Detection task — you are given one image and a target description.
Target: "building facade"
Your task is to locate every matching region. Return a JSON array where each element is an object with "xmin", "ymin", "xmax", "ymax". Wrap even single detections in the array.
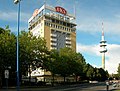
[
  {"xmin": 28, "ymin": 4, "xmax": 76, "ymax": 51},
  {"xmin": 27, "ymin": 4, "xmax": 77, "ymax": 83}
]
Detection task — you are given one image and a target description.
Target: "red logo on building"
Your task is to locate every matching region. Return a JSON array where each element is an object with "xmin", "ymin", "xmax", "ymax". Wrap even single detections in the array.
[
  {"xmin": 55, "ymin": 6, "xmax": 67, "ymax": 15},
  {"xmin": 33, "ymin": 9, "xmax": 39, "ymax": 17}
]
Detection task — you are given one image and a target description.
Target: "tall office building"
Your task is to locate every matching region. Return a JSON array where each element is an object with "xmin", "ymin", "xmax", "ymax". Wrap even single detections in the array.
[
  {"xmin": 28, "ymin": 4, "xmax": 76, "ymax": 51},
  {"xmin": 28, "ymin": 4, "xmax": 76, "ymax": 82}
]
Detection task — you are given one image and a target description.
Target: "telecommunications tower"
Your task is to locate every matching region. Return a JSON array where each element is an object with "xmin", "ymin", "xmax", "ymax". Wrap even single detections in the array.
[{"xmin": 100, "ymin": 23, "xmax": 107, "ymax": 70}]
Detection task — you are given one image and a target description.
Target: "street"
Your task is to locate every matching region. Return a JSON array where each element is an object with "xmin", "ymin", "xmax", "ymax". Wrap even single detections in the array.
[{"xmin": 0, "ymin": 82, "xmax": 115, "ymax": 91}]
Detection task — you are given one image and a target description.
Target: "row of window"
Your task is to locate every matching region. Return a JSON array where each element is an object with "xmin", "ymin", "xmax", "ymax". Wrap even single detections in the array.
[
  {"xmin": 29, "ymin": 20, "xmax": 72, "ymax": 32},
  {"xmin": 29, "ymin": 22, "xmax": 43, "ymax": 30},
  {"xmin": 45, "ymin": 12, "xmax": 70, "ymax": 22},
  {"xmin": 28, "ymin": 16, "xmax": 44, "ymax": 30},
  {"xmin": 51, "ymin": 37, "xmax": 71, "ymax": 41},
  {"xmin": 29, "ymin": 9, "xmax": 44, "ymax": 25},
  {"xmin": 50, "ymin": 45, "xmax": 71, "ymax": 50},
  {"xmin": 45, "ymin": 21, "xmax": 72, "ymax": 32},
  {"xmin": 29, "ymin": 16, "xmax": 76, "ymax": 33},
  {"xmin": 51, "ymin": 33, "xmax": 67, "ymax": 38},
  {"xmin": 45, "ymin": 16, "xmax": 76, "ymax": 28},
  {"xmin": 51, "ymin": 42, "xmax": 71, "ymax": 45},
  {"xmin": 45, "ymin": 16, "xmax": 71, "ymax": 26},
  {"xmin": 51, "ymin": 29, "xmax": 71, "ymax": 35}
]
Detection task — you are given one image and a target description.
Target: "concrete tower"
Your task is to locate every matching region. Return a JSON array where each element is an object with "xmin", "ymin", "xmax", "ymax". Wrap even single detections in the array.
[{"xmin": 100, "ymin": 23, "xmax": 107, "ymax": 70}]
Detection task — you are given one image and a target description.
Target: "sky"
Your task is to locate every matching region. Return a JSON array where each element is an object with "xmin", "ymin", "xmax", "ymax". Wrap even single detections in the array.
[{"xmin": 0, "ymin": 0, "xmax": 120, "ymax": 74}]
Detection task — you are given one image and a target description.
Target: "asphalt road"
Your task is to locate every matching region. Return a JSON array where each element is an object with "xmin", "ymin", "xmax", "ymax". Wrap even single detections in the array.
[{"xmin": 0, "ymin": 82, "xmax": 115, "ymax": 91}]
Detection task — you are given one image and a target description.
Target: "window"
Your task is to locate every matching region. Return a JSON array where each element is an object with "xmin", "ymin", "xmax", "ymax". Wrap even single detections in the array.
[
  {"xmin": 52, "ymin": 19, "xmax": 55, "ymax": 23},
  {"xmin": 56, "ymin": 20, "xmax": 59, "ymax": 24},
  {"xmin": 53, "ymin": 24, "xmax": 55, "ymax": 28}
]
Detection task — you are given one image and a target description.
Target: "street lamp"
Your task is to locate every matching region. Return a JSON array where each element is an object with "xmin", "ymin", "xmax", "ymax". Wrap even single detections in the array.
[{"xmin": 14, "ymin": 0, "xmax": 21, "ymax": 91}]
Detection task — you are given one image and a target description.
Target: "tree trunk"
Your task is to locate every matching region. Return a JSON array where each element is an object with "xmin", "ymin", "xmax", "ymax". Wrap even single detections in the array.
[
  {"xmin": 52, "ymin": 74, "xmax": 54, "ymax": 86},
  {"xmin": 75, "ymin": 75, "xmax": 77, "ymax": 82},
  {"xmin": 28, "ymin": 64, "xmax": 31, "ymax": 86},
  {"xmin": 0, "ymin": 71, "xmax": 2, "ymax": 88},
  {"xmin": 64, "ymin": 76, "xmax": 66, "ymax": 84}
]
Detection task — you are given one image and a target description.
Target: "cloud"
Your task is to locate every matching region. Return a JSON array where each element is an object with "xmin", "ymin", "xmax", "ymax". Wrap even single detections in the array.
[
  {"xmin": 77, "ymin": 43, "xmax": 120, "ymax": 74},
  {"xmin": 9, "ymin": 26, "xmax": 28, "ymax": 34},
  {"xmin": 77, "ymin": 20, "xmax": 120, "ymax": 37},
  {"xmin": 0, "ymin": 11, "xmax": 17, "ymax": 21},
  {"xmin": 0, "ymin": 11, "xmax": 31, "ymax": 23},
  {"xmin": 115, "ymin": 14, "xmax": 120, "ymax": 18},
  {"xmin": 106, "ymin": 44, "xmax": 120, "ymax": 74},
  {"xmin": 76, "ymin": 11, "xmax": 120, "ymax": 36},
  {"xmin": 76, "ymin": 17, "xmax": 101, "ymax": 33},
  {"xmin": 77, "ymin": 43, "xmax": 100, "ymax": 56},
  {"xmin": 105, "ymin": 22, "xmax": 120, "ymax": 35}
]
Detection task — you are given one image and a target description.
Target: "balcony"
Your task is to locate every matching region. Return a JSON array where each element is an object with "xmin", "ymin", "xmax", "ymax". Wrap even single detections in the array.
[
  {"xmin": 51, "ymin": 38, "xmax": 57, "ymax": 42},
  {"xmin": 66, "ymin": 45, "xmax": 71, "ymax": 48},
  {"xmin": 71, "ymin": 27, "xmax": 76, "ymax": 32},
  {"xmin": 100, "ymin": 48, "xmax": 107, "ymax": 53},
  {"xmin": 66, "ymin": 41, "xmax": 71, "ymax": 45},
  {"xmin": 50, "ymin": 47, "xmax": 57, "ymax": 50},
  {"xmin": 51, "ymin": 43, "xmax": 57, "ymax": 46},
  {"xmin": 50, "ymin": 33, "xmax": 57, "ymax": 37},
  {"xmin": 100, "ymin": 43, "xmax": 107, "ymax": 47},
  {"xmin": 66, "ymin": 37, "xmax": 71, "ymax": 41}
]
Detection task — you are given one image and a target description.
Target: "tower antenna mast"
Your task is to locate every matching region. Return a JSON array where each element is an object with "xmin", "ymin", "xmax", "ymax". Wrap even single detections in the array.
[{"xmin": 100, "ymin": 22, "xmax": 107, "ymax": 70}]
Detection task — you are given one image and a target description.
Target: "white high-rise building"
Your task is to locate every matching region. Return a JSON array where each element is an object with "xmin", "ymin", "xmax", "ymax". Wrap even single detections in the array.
[
  {"xmin": 28, "ymin": 4, "xmax": 77, "ymax": 82},
  {"xmin": 28, "ymin": 4, "xmax": 76, "ymax": 51}
]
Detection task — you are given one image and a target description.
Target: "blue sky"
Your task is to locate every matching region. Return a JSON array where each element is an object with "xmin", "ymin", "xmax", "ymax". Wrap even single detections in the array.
[{"xmin": 0, "ymin": 0, "xmax": 120, "ymax": 74}]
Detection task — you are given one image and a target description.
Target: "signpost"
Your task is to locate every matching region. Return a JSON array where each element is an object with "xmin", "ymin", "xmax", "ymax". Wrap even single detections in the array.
[
  {"xmin": 5, "ymin": 70, "xmax": 9, "ymax": 79},
  {"xmin": 5, "ymin": 70, "xmax": 9, "ymax": 90}
]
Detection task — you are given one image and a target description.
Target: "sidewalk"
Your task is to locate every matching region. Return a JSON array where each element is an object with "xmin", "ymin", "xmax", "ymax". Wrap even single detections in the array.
[{"xmin": 111, "ymin": 85, "xmax": 120, "ymax": 91}]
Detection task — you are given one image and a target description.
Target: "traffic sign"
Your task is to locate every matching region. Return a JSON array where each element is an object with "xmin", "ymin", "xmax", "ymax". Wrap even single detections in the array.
[{"xmin": 5, "ymin": 70, "xmax": 9, "ymax": 78}]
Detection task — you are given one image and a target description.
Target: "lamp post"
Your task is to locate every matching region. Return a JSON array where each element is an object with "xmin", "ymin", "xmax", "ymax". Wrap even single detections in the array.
[{"xmin": 14, "ymin": 0, "xmax": 21, "ymax": 91}]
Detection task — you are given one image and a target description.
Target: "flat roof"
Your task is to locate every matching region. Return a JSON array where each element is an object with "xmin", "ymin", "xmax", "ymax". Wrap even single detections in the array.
[{"xmin": 28, "ymin": 4, "xmax": 76, "ymax": 23}]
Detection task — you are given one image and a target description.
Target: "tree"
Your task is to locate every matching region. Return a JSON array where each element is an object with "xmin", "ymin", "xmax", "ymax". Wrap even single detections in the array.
[
  {"xmin": 48, "ymin": 47, "xmax": 87, "ymax": 83},
  {"xmin": 53, "ymin": 47, "xmax": 84, "ymax": 83},
  {"xmin": 97, "ymin": 68, "xmax": 108, "ymax": 81},
  {"xmin": 19, "ymin": 31, "xmax": 48, "ymax": 83},
  {"xmin": 74, "ymin": 53, "xmax": 86, "ymax": 81},
  {"xmin": 58, "ymin": 48, "xmax": 74, "ymax": 83},
  {"xmin": 117, "ymin": 63, "xmax": 120, "ymax": 77},
  {"xmin": 0, "ymin": 27, "xmax": 16, "ymax": 87},
  {"xmin": 47, "ymin": 49, "xmax": 60, "ymax": 86},
  {"xmin": 86, "ymin": 64, "xmax": 94, "ymax": 80}
]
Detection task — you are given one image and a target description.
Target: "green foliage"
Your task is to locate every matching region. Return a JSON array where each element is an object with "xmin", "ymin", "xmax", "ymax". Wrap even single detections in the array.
[
  {"xmin": 58, "ymin": 47, "xmax": 76, "ymax": 77},
  {"xmin": 0, "ymin": 27, "xmax": 16, "ymax": 87},
  {"xmin": 82, "ymin": 63, "xmax": 108, "ymax": 81},
  {"xmin": 117, "ymin": 63, "xmax": 120, "ymax": 77},
  {"xmin": 19, "ymin": 31, "xmax": 48, "ymax": 76},
  {"xmin": 0, "ymin": 27, "xmax": 16, "ymax": 70},
  {"xmin": 86, "ymin": 64, "xmax": 94, "ymax": 80},
  {"xmin": 0, "ymin": 26, "xmax": 110, "ymax": 87},
  {"xmin": 47, "ymin": 47, "xmax": 109, "ymax": 82},
  {"xmin": 0, "ymin": 27, "xmax": 48, "ymax": 86},
  {"xmin": 47, "ymin": 47, "xmax": 87, "ymax": 83}
]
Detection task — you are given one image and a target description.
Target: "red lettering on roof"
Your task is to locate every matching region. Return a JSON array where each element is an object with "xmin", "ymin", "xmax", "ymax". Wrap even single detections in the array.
[{"xmin": 55, "ymin": 6, "xmax": 67, "ymax": 15}]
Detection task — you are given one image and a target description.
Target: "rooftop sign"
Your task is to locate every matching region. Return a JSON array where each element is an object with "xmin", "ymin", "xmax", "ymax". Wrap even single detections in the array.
[
  {"xmin": 55, "ymin": 6, "xmax": 67, "ymax": 15},
  {"xmin": 33, "ymin": 9, "xmax": 39, "ymax": 17}
]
